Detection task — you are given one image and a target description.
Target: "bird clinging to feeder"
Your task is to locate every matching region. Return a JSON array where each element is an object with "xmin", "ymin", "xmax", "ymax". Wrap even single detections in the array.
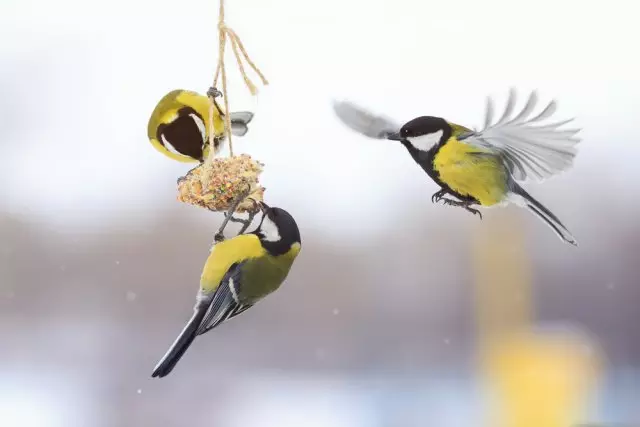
[
  {"xmin": 151, "ymin": 199, "xmax": 302, "ymax": 378},
  {"xmin": 147, "ymin": 88, "xmax": 254, "ymax": 163},
  {"xmin": 149, "ymin": 0, "xmax": 306, "ymax": 380},
  {"xmin": 145, "ymin": 0, "xmax": 270, "ymax": 223}
]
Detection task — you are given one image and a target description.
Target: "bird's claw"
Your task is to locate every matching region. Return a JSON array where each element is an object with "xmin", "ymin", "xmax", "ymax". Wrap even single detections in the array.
[
  {"xmin": 466, "ymin": 207, "xmax": 483, "ymax": 220},
  {"xmin": 238, "ymin": 202, "xmax": 259, "ymax": 235},
  {"xmin": 223, "ymin": 200, "xmax": 258, "ymax": 235},
  {"xmin": 431, "ymin": 189, "xmax": 447, "ymax": 203},
  {"xmin": 213, "ymin": 183, "xmax": 253, "ymax": 244},
  {"xmin": 439, "ymin": 197, "xmax": 483, "ymax": 220},
  {"xmin": 223, "ymin": 212, "xmax": 249, "ymax": 225},
  {"xmin": 207, "ymin": 87, "xmax": 222, "ymax": 98}
]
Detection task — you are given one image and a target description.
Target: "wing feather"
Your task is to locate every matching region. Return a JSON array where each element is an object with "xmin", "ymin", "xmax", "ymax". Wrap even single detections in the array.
[
  {"xmin": 484, "ymin": 96, "xmax": 494, "ymax": 130},
  {"xmin": 529, "ymin": 99, "xmax": 557, "ymax": 122},
  {"xmin": 196, "ymin": 262, "xmax": 254, "ymax": 336},
  {"xmin": 495, "ymin": 88, "xmax": 517, "ymax": 126},
  {"xmin": 332, "ymin": 100, "xmax": 401, "ymax": 139},
  {"xmin": 460, "ymin": 89, "xmax": 582, "ymax": 182},
  {"xmin": 507, "ymin": 90, "xmax": 537, "ymax": 124}
]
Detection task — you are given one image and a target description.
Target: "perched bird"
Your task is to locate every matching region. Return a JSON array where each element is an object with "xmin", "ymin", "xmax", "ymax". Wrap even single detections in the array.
[
  {"xmin": 333, "ymin": 89, "xmax": 581, "ymax": 246},
  {"xmin": 147, "ymin": 89, "xmax": 254, "ymax": 163},
  {"xmin": 151, "ymin": 202, "xmax": 302, "ymax": 378}
]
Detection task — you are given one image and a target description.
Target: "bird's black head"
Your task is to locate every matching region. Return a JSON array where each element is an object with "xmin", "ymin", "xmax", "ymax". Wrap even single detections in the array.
[
  {"xmin": 157, "ymin": 107, "xmax": 207, "ymax": 161},
  {"xmin": 253, "ymin": 202, "xmax": 301, "ymax": 256},
  {"xmin": 387, "ymin": 116, "xmax": 451, "ymax": 152}
]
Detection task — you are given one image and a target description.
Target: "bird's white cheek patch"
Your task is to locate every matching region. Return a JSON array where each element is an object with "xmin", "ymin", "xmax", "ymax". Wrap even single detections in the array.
[
  {"xmin": 190, "ymin": 114, "xmax": 207, "ymax": 142},
  {"xmin": 261, "ymin": 217, "xmax": 281, "ymax": 242},
  {"xmin": 407, "ymin": 130, "xmax": 443, "ymax": 152},
  {"xmin": 161, "ymin": 134, "xmax": 184, "ymax": 156}
]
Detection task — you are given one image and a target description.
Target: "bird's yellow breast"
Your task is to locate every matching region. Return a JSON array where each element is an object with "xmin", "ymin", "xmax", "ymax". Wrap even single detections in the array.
[
  {"xmin": 200, "ymin": 234, "xmax": 265, "ymax": 292},
  {"xmin": 433, "ymin": 137, "xmax": 508, "ymax": 206}
]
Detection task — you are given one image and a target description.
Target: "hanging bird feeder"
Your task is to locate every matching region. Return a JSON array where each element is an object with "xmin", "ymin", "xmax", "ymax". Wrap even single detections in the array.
[
  {"xmin": 176, "ymin": 0, "xmax": 268, "ymax": 216},
  {"xmin": 177, "ymin": 153, "xmax": 265, "ymax": 214}
]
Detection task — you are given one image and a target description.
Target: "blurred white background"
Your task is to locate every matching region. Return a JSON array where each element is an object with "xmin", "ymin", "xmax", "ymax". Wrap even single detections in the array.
[{"xmin": 1, "ymin": 0, "xmax": 639, "ymax": 426}]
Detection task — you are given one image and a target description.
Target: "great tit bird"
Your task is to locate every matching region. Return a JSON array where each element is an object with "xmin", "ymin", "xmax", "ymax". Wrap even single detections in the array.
[
  {"xmin": 151, "ymin": 202, "xmax": 301, "ymax": 378},
  {"xmin": 333, "ymin": 90, "xmax": 581, "ymax": 246},
  {"xmin": 147, "ymin": 89, "xmax": 254, "ymax": 163}
]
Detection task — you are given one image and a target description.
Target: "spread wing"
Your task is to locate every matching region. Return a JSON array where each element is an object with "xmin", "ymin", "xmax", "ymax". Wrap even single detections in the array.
[
  {"xmin": 332, "ymin": 100, "xmax": 401, "ymax": 139},
  {"xmin": 458, "ymin": 89, "xmax": 582, "ymax": 182},
  {"xmin": 196, "ymin": 262, "xmax": 254, "ymax": 336}
]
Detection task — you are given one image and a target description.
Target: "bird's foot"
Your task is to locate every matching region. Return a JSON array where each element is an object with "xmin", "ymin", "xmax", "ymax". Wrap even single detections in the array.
[
  {"xmin": 222, "ymin": 198, "xmax": 259, "ymax": 235},
  {"xmin": 439, "ymin": 197, "xmax": 483, "ymax": 220},
  {"xmin": 213, "ymin": 183, "xmax": 253, "ymax": 243},
  {"xmin": 431, "ymin": 189, "xmax": 448, "ymax": 203},
  {"xmin": 207, "ymin": 87, "xmax": 222, "ymax": 99},
  {"xmin": 238, "ymin": 198, "xmax": 259, "ymax": 235}
]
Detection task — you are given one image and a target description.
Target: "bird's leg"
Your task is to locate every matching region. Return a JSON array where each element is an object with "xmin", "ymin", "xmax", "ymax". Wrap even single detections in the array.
[
  {"xmin": 439, "ymin": 197, "xmax": 483, "ymax": 220},
  {"xmin": 237, "ymin": 199, "xmax": 259, "ymax": 235},
  {"xmin": 222, "ymin": 198, "xmax": 259, "ymax": 235},
  {"xmin": 213, "ymin": 185, "xmax": 252, "ymax": 243},
  {"xmin": 222, "ymin": 214, "xmax": 248, "ymax": 225},
  {"xmin": 431, "ymin": 188, "xmax": 448, "ymax": 203}
]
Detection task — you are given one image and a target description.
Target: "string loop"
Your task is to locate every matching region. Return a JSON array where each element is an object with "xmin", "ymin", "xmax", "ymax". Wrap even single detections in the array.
[{"xmin": 205, "ymin": 0, "xmax": 269, "ymax": 163}]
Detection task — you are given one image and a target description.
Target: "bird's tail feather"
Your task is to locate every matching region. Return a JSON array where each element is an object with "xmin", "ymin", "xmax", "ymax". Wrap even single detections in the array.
[
  {"xmin": 230, "ymin": 112, "xmax": 254, "ymax": 137},
  {"xmin": 510, "ymin": 184, "xmax": 578, "ymax": 246},
  {"xmin": 151, "ymin": 305, "xmax": 208, "ymax": 378}
]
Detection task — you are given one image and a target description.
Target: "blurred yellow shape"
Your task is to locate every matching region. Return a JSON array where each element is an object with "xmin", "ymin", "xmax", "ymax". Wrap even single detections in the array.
[
  {"xmin": 486, "ymin": 331, "xmax": 601, "ymax": 427},
  {"xmin": 472, "ymin": 212, "xmax": 532, "ymax": 342},
  {"xmin": 472, "ymin": 211, "xmax": 602, "ymax": 427}
]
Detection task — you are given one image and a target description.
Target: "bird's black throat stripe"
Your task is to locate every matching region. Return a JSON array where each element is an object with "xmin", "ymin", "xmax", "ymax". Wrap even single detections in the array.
[{"xmin": 157, "ymin": 107, "xmax": 206, "ymax": 161}]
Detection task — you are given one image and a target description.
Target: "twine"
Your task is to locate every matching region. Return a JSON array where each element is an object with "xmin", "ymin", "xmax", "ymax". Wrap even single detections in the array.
[{"xmin": 205, "ymin": 0, "xmax": 269, "ymax": 164}]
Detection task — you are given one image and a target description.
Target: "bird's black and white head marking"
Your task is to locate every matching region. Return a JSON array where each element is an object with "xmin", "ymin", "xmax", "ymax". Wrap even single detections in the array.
[
  {"xmin": 254, "ymin": 204, "xmax": 301, "ymax": 256},
  {"xmin": 259, "ymin": 211, "xmax": 282, "ymax": 243},
  {"xmin": 399, "ymin": 116, "xmax": 451, "ymax": 152},
  {"xmin": 157, "ymin": 107, "xmax": 207, "ymax": 160}
]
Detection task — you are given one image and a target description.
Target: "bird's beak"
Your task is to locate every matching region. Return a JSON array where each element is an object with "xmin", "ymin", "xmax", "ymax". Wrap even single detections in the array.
[
  {"xmin": 258, "ymin": 201, "xmax": 270, "ymax": 213},
  {"xmin": 386, "ymin": 132, "xmax": 403, "ymax": 141}
]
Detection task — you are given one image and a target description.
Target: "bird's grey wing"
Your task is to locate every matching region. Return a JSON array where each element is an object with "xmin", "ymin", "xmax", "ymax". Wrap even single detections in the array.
[
  {"xmin": 151, "ymin": 261, "xmax": 254, "ymax": 377},
  {"xmin": 332, "ymin": 100, "xmax": 401, "ymax": 139},
  {"xmin": 230, "ymin": 111, "xmax": 254, "ymax": 137},
  {"xmin": 458, "ymin": 89, "xmax": 582, "ymax": 182},
  {"xmin": 195, "ymin": 262, "xmax": 254, "ymax": 336}
]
